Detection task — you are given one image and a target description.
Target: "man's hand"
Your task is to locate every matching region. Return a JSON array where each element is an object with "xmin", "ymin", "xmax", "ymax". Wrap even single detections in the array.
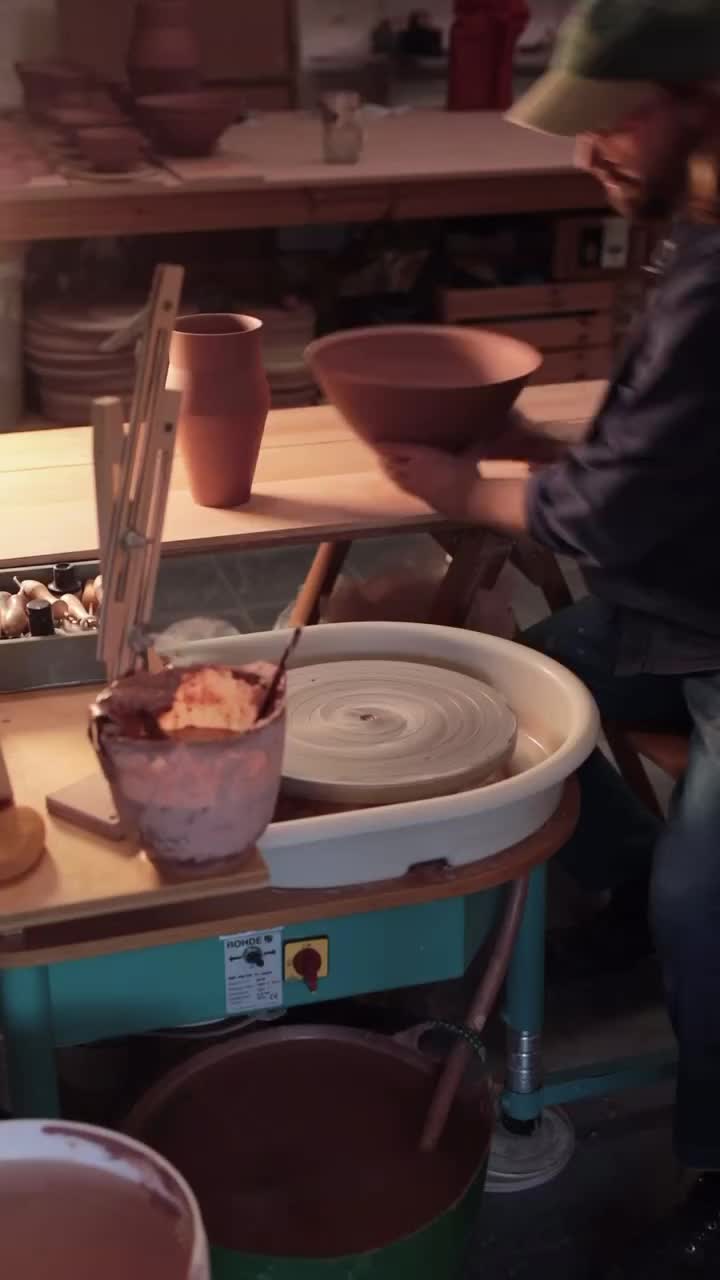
[
  {"xmin": 379, "ymin": 443, "xmax": 530, "ymax": 535},
  {"xmin": 477, "ymin": 414, "xmax": 567, "ymax": 466},
  {"xmin": 379, "ymin": 443, "xmax": 481, "ymax": 521}
]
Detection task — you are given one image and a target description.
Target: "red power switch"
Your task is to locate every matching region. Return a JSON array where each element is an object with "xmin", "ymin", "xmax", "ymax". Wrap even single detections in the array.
[{"xmin": 292, "ymin": 947, "xmax": 322, "ymax": 992}]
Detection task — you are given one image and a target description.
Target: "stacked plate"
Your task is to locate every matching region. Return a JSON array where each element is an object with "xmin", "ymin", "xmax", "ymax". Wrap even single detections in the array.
[
  {"xmin": 255, "ymin": 302, "xmax": 318, "ymax": 409},
  {"xmin": 25, "ymin": 301, "xmax": 141, "ymax": 423}
]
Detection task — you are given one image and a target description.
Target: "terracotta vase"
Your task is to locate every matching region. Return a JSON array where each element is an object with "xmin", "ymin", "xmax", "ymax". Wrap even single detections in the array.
[
  {"xmin": 168, "ymin": 314, "xmax": 270, "ymax": 508},
  {"xmin": 127, "ymin": 0, "xmax": 201, "ymax": 98}
]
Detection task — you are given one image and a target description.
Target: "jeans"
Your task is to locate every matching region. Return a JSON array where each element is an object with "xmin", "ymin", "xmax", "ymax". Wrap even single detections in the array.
[{"xmin": 525, "ymin": 598, "xmax": 720, "ymax": 1169}]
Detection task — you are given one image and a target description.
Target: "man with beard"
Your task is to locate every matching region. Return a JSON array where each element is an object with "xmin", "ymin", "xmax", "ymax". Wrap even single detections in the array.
[{"xmin": 380, "ymin": 2, "xmax": 720, "ymax": 1274}]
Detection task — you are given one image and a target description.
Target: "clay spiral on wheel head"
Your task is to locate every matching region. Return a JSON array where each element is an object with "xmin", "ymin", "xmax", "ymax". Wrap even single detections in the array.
[{"xmin": 283, "ymin": 659, "xmax": 518, "ymax": 806}]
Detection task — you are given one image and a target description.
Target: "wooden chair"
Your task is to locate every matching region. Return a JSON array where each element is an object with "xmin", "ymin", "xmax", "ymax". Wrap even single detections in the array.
[{"xmin": 603, "ymin": 725, "xmax": 690, "ymax": 817}]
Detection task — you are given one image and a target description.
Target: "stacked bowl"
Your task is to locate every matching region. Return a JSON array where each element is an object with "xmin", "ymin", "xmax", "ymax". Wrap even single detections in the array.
[
  {"xmin": 25, "ymin": 301, "xmax": 141, "ymax": 424},
  {"xmin": 135, "ymin": 89, "xmax": 243, "ymax": 157},
  {"xmin": 256, "ymin": 302, "xmax": 318, "ymax": 409},
  {"xmin": 15, "ymin": 59, "xmax": 97, "ymax": 122}
]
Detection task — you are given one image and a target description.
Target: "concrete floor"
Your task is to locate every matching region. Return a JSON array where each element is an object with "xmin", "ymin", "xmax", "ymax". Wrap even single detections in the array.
[
  {"xmin": 152, "ymin": 538, "xmax": 679, "ymax": 1279},
  {"xmin": 474, "ymin": 1087, "xmax": 680, "ymax": 1279}
]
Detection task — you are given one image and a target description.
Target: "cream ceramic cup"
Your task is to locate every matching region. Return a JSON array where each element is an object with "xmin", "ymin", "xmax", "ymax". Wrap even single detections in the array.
[{"xmin": 0, "ymin": 1119, "xmax": 209, "ymax": 1280}]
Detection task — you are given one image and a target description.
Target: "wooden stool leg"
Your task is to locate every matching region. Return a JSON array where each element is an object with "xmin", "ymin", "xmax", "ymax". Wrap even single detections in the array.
[
  {"xmin": 430, "ymin": 529, "xmax": 515, "ymax": 628},
  {"xmin": 603, "ymin": 722, "xmax": 665, "ymax": 819},
  {"xmin": 511, "ymin": 540, "xmax": 574, "ymax": 613},
  {"xmin": 289, "ymin": 540, "xmax": 352, "ymax": 627}
]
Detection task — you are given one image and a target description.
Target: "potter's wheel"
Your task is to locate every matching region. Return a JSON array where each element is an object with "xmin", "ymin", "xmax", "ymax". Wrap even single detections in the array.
[{"xmin": 283, "ymin": 659, "xmax": 517, "ymax": 806}]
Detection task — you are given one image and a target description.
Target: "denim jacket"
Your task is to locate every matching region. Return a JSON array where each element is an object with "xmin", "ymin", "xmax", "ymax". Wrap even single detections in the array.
[{"xmin": 528, "ymin": 222, "xmax": 720, "ymax": 675}]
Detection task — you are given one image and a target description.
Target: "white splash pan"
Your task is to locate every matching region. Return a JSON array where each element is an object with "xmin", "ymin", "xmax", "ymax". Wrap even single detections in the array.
[{"xmin": 166, "ymin": 622, "xmax": 599, "ymax": 890}]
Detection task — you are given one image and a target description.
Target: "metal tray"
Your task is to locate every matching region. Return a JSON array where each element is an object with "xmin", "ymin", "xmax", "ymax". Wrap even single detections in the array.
[{"xmin": 0, "ymin": 561, "xmax": 105, "ymax": 693}]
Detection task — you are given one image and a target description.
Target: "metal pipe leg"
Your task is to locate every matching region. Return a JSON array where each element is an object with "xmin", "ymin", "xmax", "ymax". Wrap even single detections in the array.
[
  {"xmin": 488, "ymin": 865, "xmax": 576, "ymax": 1191},
  {"xmin": 0, "ymin": 966, "xmax": 60, "ymax": 1117},
  {"xmin": 501, "ymin": 864, "xmax": 546, "ymax": 1128}
]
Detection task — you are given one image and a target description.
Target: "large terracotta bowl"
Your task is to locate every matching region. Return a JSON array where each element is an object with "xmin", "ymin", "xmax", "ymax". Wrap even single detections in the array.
[
  {"xmin": 305, "ymin": 324, "xmax": 542, "ymax": 453},
  {"xmin": 15, "ymin": 59, "xmax": 94, "ymax": 120},
  {"xmin": 135, "ymin": 89, "xmax": 243, "ymax": 156}
]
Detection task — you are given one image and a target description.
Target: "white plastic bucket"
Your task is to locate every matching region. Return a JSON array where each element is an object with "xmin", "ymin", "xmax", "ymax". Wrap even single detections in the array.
[{"xmin": 0, "ymin": 1118, "xmax": 210, "ymax": 1279}]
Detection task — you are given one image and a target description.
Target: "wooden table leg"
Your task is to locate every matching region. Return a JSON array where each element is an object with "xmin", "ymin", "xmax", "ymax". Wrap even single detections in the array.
[
  {"xmin": 289, "ymin": 540, "xmax": 352, "ymax": 627},
  {"xmin": 429, "ymin": 528, "xmax": 515, "ymax": 628},
  {"xmin": 511, "ymin": 538, "xmax": 574, "ymax": 613}
]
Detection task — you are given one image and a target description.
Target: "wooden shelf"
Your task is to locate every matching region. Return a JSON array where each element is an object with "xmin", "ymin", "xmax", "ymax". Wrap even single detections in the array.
[
  {"xmin": 0, "ymin": 385, "xmax": 605, "ymax": 570},
  {"xmin": 0, "ymin": 111, "xmax": 602, "ymax": 242}
]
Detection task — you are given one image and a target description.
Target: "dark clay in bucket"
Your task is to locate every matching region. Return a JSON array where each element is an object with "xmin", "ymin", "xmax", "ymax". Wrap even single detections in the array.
[{"xmin": 127, "ymin": 1026, "xmax": 492, "ymax": 1259}]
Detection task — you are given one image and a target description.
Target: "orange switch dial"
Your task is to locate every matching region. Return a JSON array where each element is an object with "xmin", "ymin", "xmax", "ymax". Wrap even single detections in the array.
[{"xmin": 292, "ymin": 946, "xmax": 322, "ymax": 992}]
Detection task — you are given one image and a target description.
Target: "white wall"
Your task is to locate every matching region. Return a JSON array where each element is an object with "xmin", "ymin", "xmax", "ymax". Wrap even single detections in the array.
[
  {"xmin": 299, "ymin": 0, "xmax": 452, "ymax": 62},
  {"xmin": 298, "ymin": 0, "xmax": 571, "ymax": 63},
  {"xmin": 0, "ymin": 0, "xmax": 572, "ymax": 104},
  {"xmin": 0, "ymin": 0, "xmax": 57, "ymax": 106}
]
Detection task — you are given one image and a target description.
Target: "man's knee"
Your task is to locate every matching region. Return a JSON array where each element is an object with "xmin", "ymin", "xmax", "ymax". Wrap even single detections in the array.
[
  {"xmin": 523, "ymin": 597, "xmax": 615, "ymax": 668},
  {"xmin": 651, "ymin": 825, "xmax": 720, "ymax": 953}
]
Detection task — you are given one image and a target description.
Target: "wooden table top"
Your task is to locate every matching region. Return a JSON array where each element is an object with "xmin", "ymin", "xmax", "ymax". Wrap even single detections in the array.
[
  {"xmin": 0, "ymin": 380, "xmax": 600, "ymax": 961},
  {"xmin": 0, "ymin": 669, "xmax": 580, "ymax": 960},
  {"xmin": 0, "ymin": 381, "xmax": 604, "ymax": 571},
  {"xmin": 0, "ymin": 110, "xmax": 602, "ymax": 241}
]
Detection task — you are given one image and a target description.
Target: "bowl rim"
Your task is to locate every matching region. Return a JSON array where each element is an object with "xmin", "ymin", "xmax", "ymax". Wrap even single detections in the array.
[
  {"xmin": 135, "ymin": 90, "xmax": 244, "ymax": 110},
  {"xmin": 173, "ymin": 312, "xmax": 263, "ymax": 337},
  {"xmin": 75, "ymin": 124, "xmax": 146, "ymax": 141},
  {"xmin": 305, "ymin": 323, "xmax": 543, "ymax": 387}
]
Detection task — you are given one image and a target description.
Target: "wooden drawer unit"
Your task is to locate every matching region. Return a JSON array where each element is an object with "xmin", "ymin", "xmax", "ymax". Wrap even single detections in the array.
[
  {"xmin": 438, "ymin": 281, "xmax": 618, "ymax": 385},
  {"xmin": 534, "ymin": 347, "xmax": 614, "ymax": 384},
  {"xmin": 439, "ymin": 281, "xmax": 617, "ymax": 325},
  {"xmin": 477, "ymin": 312, "xmax": 614, "ymax": 351}
]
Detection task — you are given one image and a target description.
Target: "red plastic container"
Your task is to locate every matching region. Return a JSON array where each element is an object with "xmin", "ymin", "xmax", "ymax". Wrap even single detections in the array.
[{"xmin": 448, "ymin": 0, "xmax": 530, "ymax": 112}]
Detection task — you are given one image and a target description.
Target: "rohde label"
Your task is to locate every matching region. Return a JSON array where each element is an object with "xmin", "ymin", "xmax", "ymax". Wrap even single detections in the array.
[{"xmin": 221, "ymin": 928, "xmax": 283, "ymax": 1014}]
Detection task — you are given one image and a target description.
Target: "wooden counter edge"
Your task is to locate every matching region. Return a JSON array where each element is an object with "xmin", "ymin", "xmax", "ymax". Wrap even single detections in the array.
[{"xmin": 0, "ymin": 779, "xmax": 579, "ymax": 969}]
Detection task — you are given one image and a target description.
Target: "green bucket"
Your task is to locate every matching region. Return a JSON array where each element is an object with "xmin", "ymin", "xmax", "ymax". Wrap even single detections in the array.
[{"xmin": 127, "ymin": 1026, "xmax": 492, "ymax": 1280}]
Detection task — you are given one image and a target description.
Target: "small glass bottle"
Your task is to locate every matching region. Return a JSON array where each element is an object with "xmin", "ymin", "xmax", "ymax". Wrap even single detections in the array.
[{"xmin": 321, "ymin": 92, "xmax": 364, "ymax": 165}]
